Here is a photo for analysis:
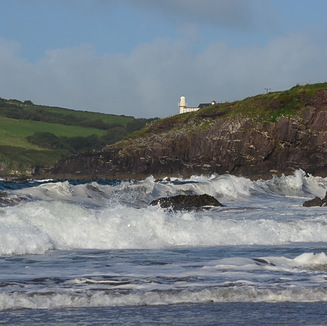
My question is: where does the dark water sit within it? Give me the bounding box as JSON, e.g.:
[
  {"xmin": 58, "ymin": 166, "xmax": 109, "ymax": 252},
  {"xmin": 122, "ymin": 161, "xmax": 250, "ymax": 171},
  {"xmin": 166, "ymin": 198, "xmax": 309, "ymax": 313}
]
[{"xmin": 2, "ymin": 302, "xmax": 327, "ymax": 325}]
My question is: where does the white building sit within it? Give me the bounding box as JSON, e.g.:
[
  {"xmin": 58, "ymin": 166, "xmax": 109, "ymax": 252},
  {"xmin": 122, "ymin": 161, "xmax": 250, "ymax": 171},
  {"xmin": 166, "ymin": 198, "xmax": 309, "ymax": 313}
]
[{"xmin": 179, "ymin": 96, "xmax": 216, "ymax": 114}]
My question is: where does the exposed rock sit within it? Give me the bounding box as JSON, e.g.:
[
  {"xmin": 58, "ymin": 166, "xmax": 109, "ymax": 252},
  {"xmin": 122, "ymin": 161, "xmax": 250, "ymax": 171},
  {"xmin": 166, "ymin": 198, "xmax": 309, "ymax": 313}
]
[
  {"xmin": 150, "ymin": 194, "xmax": 224, "ymax": 211},
  {"xmin": 253, "ymin": 258, "xmax": 276, "ymax": 266},
  {"xmin": 0, "ymin": 191, "xmax": 21, "ymax": 207},
  {"xmin": 37, "ymin": 87, "xmax": 327, "ymax": 181},
  {"xmin": 303, "ymin": 192, "xmax": 327, "ymax": 207}
]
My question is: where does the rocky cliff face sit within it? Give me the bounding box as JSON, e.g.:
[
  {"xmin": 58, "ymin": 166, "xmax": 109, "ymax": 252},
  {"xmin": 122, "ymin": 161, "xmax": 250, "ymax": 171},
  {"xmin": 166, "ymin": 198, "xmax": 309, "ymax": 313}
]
[{"xmin": 41, "ymin": 87, "xmax": 327, "ymax": 180}]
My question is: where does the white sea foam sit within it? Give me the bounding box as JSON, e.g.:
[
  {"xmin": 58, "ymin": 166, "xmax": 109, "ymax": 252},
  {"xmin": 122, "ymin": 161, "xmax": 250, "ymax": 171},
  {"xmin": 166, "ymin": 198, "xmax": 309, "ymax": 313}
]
[
  {"xmin": 0, "ymin": 286, "xmax": 327, "ymax": 310},
  {"xmin": 1, "ymin": 197, "xmax": 327, "ymax": 255},
  {"xmin": 3, "ymin": 171, "xmax": 327, "ymax": 315},
  {"xmin": 0, "ymin": 248, "xmax": 326, "ymax": 310},
  {"xmin": 1, "ymin": 170, "xmax": 327, "ymax": 255},
  {"xmin": 11, "ymin": 170, "xmax": 327, "ymax": 206}
]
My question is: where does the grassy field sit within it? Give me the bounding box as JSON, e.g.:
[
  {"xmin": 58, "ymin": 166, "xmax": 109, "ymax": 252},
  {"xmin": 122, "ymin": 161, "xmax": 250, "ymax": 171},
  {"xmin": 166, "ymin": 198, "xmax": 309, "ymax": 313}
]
[
  {"xmin": 0, "ymin": 98, "xmax": 154, "ymax": 178},
  {"xmin": 21, "ymin": 104, "xmax": 135, "ymax": 126},
  {"xmin": 0, "ymin": 117, "xmax": 106, "ymax": 149}
]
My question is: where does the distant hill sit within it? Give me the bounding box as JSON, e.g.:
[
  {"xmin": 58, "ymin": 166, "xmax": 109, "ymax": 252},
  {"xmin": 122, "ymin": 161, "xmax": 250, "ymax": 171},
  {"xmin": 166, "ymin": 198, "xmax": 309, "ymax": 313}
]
[
  {"xmin": 41, "ymin": 82, "xmax": 327, "ymax": 180},
  {"xmin": 0, "ymin": 98, "xmax": 156, "ymax": 179}
]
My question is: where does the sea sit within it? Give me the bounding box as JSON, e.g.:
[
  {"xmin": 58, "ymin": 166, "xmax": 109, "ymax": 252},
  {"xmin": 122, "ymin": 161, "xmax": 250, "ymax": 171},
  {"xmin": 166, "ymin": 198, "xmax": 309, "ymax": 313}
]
[{"xmin": 1, "ymin": 170, "xmax": 327, "ymax": 325}]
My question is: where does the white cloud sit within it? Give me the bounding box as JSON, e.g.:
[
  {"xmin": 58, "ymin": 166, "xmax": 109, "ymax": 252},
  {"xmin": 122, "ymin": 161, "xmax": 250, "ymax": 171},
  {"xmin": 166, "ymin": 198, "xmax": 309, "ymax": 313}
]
[{"xmin": 0, "ymin": 32, "xmax": 326, "ymax": 118}]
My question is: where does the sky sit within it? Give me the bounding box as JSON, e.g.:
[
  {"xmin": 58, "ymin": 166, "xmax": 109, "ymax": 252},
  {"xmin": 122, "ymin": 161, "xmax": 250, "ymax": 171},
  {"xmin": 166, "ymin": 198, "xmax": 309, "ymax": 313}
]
[{"xmin": 1, "ymin": 0, "xmax": 327, "ymax": 118}]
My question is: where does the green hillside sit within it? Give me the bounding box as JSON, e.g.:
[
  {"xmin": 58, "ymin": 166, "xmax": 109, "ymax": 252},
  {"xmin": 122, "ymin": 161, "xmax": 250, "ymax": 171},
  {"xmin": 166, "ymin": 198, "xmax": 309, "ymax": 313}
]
[
  {"xmin": 128, "ymin": 82, "xmax": 327, "ymax": 140},
  {"xmin": 0, "ymin": 98, "xmax": 156, "ymax": 179}
]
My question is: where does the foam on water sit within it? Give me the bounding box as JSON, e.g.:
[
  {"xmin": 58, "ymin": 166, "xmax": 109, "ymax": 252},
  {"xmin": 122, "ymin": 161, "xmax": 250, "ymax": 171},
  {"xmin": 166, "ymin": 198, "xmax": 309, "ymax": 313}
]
[
  {"xmin": 1, "ymin": 282, "xmax": 327, "ymax": 310},
  {"xmin": 0, "ymin": 243, "xmax": 327, "ymax": 310},
  {"xmin": 9, "ymin": 170, "xmax": 327, "ymax": 205},
  {"xmin": 1, "ymin": 170, "xmax": 327, "ymax": 255},
  {"xmin": 2, "ymin": 171, "xmax": 327, "ymax": 315},
  {"xmin": 2, "ymin": 199, "xmax": 327, "ymax": 255}
]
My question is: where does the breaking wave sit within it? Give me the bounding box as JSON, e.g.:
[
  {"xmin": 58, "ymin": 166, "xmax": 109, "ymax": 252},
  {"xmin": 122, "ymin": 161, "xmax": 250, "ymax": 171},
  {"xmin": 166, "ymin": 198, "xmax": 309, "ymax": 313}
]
[{"xmin": 1, "ymin": 170, "xmax": 327, "ymax": 255}]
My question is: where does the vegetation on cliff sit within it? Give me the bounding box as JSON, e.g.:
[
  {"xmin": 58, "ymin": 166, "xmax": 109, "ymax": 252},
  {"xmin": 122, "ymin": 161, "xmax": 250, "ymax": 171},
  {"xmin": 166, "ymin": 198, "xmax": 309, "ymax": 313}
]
[
  {"xmin": 45, "ymin": 82, "xmax": 327, "ymax": 180},
  {"xmin": 128, "ymin": 82, "xmax": 327, "ymax": 140}
]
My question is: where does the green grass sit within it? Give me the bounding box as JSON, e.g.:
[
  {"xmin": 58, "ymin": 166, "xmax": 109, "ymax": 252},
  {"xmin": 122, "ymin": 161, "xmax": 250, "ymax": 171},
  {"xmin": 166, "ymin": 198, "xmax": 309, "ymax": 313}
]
[
  {"xmin": 195, "ymin": 82, "xmax": 327, "ymax": 122},
  {"xmin": 0, "ymin": 146, "xmax": 64, "ymax": 170},
  {"xmin": 0, "ymin": 97, "xmax": 155, "ymax": 178},
  {"xmin": 129, "ymin": 82, "xmax": 327, "ymax": 141},
  {"xmin": 20, "ymin": 104, "xmax": 135, "ymax": 127},
  {"xmin": 0, "ymin": 117, "xmax": 106, "ymax": 149}
]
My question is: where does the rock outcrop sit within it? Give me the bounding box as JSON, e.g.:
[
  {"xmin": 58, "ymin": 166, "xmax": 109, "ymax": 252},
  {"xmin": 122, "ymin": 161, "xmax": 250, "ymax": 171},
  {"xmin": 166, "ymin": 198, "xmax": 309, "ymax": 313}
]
[
  {"xmin": 38, "ymin": 85, "xmax": 327, "ymax": 180},
  {"xmin": 303, "ymin": 192, "xmax": 327, "ymax": 207},
  {"xmin": 150, "ymin": 194, "xmax": 224, "ymax": 211},
  {"xmin": 0, "ymin": 191, "xmax": 21, "ymax": 207}
]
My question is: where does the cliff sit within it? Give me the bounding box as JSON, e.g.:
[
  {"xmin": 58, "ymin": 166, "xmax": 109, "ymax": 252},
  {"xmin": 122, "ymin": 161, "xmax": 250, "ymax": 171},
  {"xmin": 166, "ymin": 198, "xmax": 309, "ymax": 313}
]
[{"xmin": 40, "ymin": 83, "xmax": 327, "ymax": 180}]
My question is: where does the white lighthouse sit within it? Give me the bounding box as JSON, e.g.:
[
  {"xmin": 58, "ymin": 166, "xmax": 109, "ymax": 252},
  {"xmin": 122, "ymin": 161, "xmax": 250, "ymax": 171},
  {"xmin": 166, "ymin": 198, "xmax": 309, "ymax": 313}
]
[
  {"xmin": 179, "ymin": 96, "xmax": 187, "ymax": 114},
  {"xmin": 179, "ymin": 95, "xmax": 216, "ymax": 114},
  {"xmin": 179, "ymin": 96, "xmax": 200, "ymax": 114}
]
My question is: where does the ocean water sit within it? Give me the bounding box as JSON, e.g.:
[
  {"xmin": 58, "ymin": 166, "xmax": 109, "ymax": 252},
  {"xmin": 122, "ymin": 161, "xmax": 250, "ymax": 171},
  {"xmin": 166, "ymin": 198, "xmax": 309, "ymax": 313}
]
[{"xmin": 1, "ymin": 170, "xmax": 327, "ymax": 325}]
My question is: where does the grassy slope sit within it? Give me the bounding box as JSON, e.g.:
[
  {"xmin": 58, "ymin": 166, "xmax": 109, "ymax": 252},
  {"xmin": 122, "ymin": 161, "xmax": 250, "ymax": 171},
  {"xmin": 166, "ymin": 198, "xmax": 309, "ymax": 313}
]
[
  {"xmin": 0, "ymin": 117, "xmax": 106, "ymax": 149},
  {"xmin": 0, "ymin": 99, "xmax": 147, "ymax": 177},
  {"xmin": 195, "ymin": 82, "xmax": 327, "ymax": 121},
  {"xmin": 22, "ymin": 104, "xmax": 135, "ymax": 126},
  {"xmin": 126, "ymin": 82, "xmax": 327, "ymax": 144}
]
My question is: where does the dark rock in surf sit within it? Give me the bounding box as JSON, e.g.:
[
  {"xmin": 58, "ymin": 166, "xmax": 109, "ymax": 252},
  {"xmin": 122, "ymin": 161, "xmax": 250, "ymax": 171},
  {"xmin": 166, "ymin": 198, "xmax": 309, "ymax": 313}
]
[
  {"xmin": 0, "ymin": 191, "xmax": 21, "ymax": 207},
  {"xmin": 303, "ymin": 192, "xmax": 327, "ymax": 207},
  {"xmin": 253, "ymin": 258, "xmax": 275, "ymax": 266},
  {"xmin": 150, "ymin": 194, "xmax": 223, "ymax": 211}
]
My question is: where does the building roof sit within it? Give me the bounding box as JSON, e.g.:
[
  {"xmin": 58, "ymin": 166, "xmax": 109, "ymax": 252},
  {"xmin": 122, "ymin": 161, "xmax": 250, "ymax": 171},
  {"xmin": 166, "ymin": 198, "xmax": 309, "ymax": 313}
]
[{"xmin": 198, "ymin": 103, "xmax": 212, "ymax": 109}]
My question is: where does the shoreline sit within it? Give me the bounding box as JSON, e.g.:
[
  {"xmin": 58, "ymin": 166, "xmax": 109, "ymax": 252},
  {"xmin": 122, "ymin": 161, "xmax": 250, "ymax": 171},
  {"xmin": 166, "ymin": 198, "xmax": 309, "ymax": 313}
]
[{"xmin": 1, "ymin": 168, "xmax": 320, "ymax": 183}]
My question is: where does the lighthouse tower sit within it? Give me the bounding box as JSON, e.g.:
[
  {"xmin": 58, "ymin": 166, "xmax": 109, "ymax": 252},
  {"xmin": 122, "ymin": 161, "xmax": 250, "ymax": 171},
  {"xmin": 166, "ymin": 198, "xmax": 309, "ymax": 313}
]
[{"xmin": 179, "ymin": 96, "xmax": 187, "ymax": 114}]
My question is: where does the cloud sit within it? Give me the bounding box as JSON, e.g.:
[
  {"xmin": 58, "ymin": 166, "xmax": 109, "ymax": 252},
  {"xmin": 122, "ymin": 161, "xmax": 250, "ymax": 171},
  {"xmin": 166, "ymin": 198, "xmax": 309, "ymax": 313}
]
[
  {"xmin": 122, "ymin": 0, "xmax": 274, "ymax": 30},
  {"xmin": 193, "ymin": 32, "xmax": 326, "ymax": 101},
  {"xmin": 60, "ymin": 0, "xmax": 275, "ymax": 34},
  {"xmin": 0, "ymin": 32, "xmax": 326, "ymax": 118}
]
